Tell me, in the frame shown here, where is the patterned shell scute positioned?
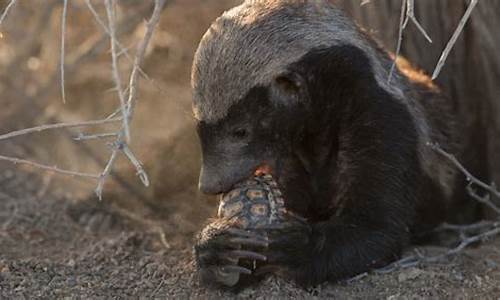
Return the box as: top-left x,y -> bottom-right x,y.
218,174 -> 287,229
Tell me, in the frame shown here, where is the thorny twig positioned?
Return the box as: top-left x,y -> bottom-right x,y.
73,132 -> 119,141
388,0 -> 432,83
388,0 -> 407,84
105,0 -> 130,143
0,1 -> 165,199
402,0 -> 432,43
95,144 -> 120,200
430,142 -> 500,202
0,0 -> 16,27
389,0 -> 478,82
84,0 -> 166,96
60,0 -> 68,103
125,0 -> 166,122
432,0 -> 478,79
93,0 -> 165,198
375,221 -> 500,275
0,155 -> 100,179
0,118 -> 122,141
370,143 -> 500,275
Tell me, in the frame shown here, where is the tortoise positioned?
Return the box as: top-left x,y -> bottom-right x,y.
214,174 -> 305,286
218,174 -> 290,228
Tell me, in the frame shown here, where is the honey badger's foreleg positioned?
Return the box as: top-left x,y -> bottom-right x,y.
194,219 -> 269,287
254,46 -> 422,286
258,117 -> 420,286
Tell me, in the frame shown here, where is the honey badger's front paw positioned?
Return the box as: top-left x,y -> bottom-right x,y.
254,222 -> 312,282
194,221 -> 269,287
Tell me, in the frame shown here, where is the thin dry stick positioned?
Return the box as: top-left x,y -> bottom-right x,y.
122,143 -> 149,186
0,155 -> 100,179
431,0 -> 478,79
375,143 -> 500,274
73,132 -> 119,141
93,0 -> 164,198
105,105 -> 127,120
388,0 -> 406,83
436,220 -> 495,233
85,0 -> 158,91
0,117 -> 121,141
467,183 -> 500,215
403,0 -> 432,43
429,142 -> 500,201
422,224 -> 500,263
388,0 -> 432,83
0,1 -> 164,200
95,145 -> 120,200
375,223 -> 500,273
105,0 -> 130,143
125,0 -> 166,122
0,0 -> 16,27
60,0 -> 68,103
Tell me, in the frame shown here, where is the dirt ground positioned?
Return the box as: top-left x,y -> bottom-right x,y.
0,166 -> 499,299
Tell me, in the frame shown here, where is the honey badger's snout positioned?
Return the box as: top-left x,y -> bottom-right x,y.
198,164 -> 229,194
198,158 -> 262,194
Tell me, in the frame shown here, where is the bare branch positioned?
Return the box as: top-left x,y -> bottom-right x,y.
424,223 -> 500,263
375,222 -> 500,273
91,0 -> 165,198
377,143 -> 500,274
0,155 -> 99,179
0,0 -> 16,27
122,143 -> 149,187
125,0 -> 166,123
432,0 -> 478,79
73,132 -> 119,141
105,0 -> 130,143
429,142 -> 500,201
85,0 -> 169,98
404,0 -> 432,43
0,1 -> 167,200
436,221 -> 495,233
95,145 -> 119,200
388,0 -> 406,83
389,0 -> 432,83
0,117 -> 121,142
105,105 -> 128,120
467,184 -> 500,215
60,0 -> 68,103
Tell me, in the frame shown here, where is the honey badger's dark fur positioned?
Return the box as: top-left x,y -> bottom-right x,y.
192,0 -> 463,287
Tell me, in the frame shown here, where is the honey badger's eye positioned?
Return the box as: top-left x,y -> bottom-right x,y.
231,128 -> 249,139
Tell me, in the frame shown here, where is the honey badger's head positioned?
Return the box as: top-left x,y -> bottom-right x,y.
191,0 -> 411,196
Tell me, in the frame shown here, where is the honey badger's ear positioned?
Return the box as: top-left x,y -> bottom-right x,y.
269,70 -> 307,107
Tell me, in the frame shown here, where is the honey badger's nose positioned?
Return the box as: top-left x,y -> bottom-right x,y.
198,166 -> 225,194
198,178 -> 224,195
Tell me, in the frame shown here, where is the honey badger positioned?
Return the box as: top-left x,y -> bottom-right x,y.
192,0 -> 461,287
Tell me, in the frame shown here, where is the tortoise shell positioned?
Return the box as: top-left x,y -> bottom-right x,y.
215,174 -> 305,286
218,174 -> 298,229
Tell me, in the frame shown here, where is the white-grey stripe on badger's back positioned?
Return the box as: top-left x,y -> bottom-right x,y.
191,0 -> 409,124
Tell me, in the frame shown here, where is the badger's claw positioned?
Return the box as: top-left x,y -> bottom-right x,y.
229,250 -> 267,261
194,220 -> 268,286
229,237 -> 269,248
227,227 -> 268,240
220,265 -> 252,275
253,221 -> 312,279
